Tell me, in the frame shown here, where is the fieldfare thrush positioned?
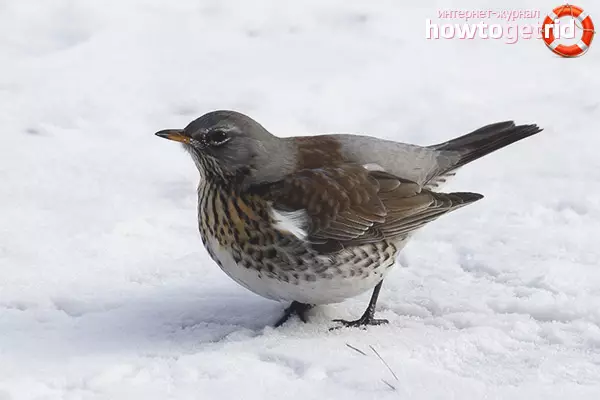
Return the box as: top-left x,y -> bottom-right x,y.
155,111 -> 541,327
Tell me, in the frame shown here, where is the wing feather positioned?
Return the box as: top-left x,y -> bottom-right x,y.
250,164 -> 482,253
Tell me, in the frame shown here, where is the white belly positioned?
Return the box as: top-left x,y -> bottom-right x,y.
206,236 -> 397,305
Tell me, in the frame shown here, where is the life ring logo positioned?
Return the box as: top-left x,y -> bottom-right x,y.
542,4 -> 595,57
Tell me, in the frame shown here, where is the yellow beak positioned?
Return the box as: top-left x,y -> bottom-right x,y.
155,129 -> 190,144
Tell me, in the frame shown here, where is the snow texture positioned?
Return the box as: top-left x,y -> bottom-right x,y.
1,0 -> 600,399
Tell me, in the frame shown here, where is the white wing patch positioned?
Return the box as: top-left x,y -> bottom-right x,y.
362,163 -> 385,172
271,208 -> 308,240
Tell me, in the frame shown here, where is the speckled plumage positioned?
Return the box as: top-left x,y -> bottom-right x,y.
155,110 -> 542,327
197,179 -> 398,305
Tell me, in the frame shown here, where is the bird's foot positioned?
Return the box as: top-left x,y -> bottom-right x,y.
274,301 -> 313,327
332,315 -> 389,329
330,280 -> 388,329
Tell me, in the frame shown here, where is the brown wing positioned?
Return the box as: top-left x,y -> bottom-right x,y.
252,164 -> 482,253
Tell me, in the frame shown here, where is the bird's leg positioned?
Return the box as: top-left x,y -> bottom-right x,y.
333,280 -> 388,327
274,301 -> 313,327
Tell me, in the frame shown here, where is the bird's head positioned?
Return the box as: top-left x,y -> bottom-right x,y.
156,110 -> 291,187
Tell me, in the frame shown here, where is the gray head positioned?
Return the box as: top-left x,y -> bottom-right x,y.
155,110 -> 292,186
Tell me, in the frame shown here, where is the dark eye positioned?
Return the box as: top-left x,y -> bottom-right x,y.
205,130 -> 229,146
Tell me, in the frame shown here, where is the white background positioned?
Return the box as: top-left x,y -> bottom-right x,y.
1,1 -> 599,399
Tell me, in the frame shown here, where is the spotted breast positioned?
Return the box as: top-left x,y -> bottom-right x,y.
197,179 -> 399,305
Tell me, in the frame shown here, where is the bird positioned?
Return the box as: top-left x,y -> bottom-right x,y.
155,110 -> 542,327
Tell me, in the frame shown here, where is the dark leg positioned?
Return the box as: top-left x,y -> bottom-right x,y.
274,301 -> 313,327
333,280 -> 388,327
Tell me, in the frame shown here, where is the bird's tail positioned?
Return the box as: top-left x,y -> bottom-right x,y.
431,121 -> 542,171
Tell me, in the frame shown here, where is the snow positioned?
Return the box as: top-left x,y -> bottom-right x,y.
1,0 -> 600,398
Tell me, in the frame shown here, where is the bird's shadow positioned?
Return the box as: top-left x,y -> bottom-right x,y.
14,284 -> 286,356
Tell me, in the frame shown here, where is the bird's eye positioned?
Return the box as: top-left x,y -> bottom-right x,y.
206,130 -> 229,146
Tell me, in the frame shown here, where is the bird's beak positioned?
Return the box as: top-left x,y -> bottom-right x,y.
155,129 -> 190,144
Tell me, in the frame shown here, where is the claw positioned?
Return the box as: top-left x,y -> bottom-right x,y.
331,317 -> 389,329
274,301 -> 313,327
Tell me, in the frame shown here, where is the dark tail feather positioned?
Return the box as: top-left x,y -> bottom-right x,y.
431,121 -> 542,170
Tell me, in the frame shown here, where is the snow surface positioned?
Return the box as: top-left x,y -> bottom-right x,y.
2,0 -> 600,399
